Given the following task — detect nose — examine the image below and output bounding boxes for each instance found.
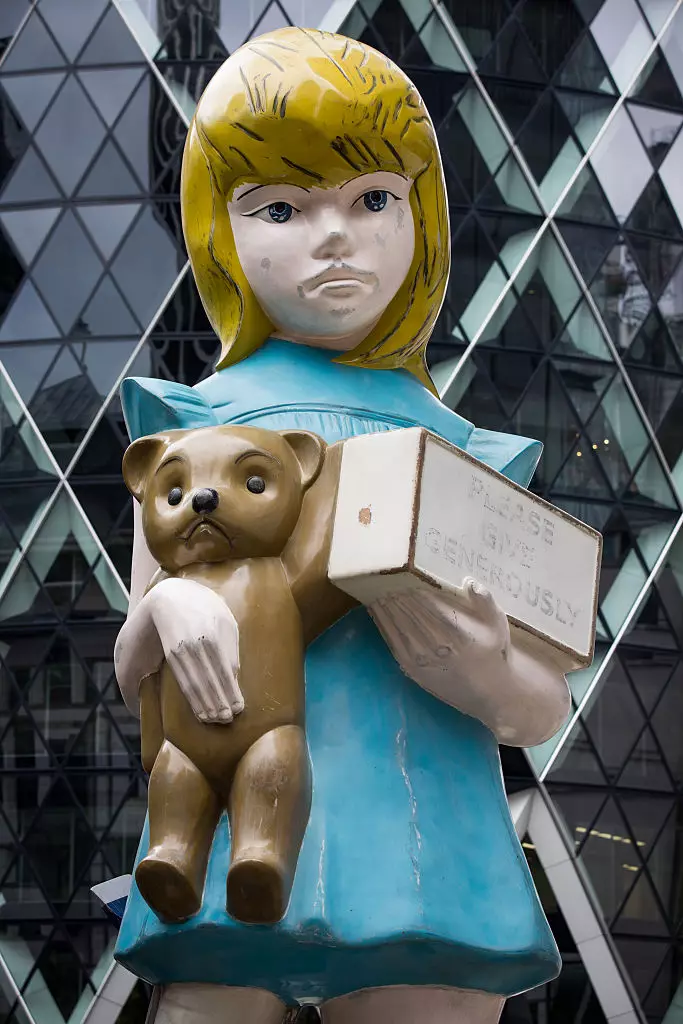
[311,209,354,260]
[192,488,219,514]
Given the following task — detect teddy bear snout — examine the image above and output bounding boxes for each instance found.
[191,488,219,514]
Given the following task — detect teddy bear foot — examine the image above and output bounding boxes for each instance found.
[136,853,203,923]
[226,852,288,924]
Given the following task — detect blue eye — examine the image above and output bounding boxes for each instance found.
[363,190,388,212]
[268,202,293,223]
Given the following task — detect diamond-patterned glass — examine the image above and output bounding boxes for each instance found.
[0,0,681,1021]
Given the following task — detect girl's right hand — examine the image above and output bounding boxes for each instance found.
[115,576,243,724]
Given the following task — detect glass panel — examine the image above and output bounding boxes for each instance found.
[618,726,674,790]
[437,0,512,63]
[31,211,103,336]
[591,240,649,350]
[557,91,614,155]
[447,212,501,335]
[0,919,52,1005]
[445,82,510,190]
[77,138,143,199]
[0,370,57,480]
[111,205,189,328]
[112,74,156,191]
[0,231,23,328]
[517,0,587,80]
[23,925,98,1018]
[0,0,30,60]
[611,872,669,936]
[478,19,544,83]
[577,796,646,922]
[590,107,653,223]
[590,0,653,93]
[629,368,683,434]
[630,235,683,305]
[1,71,66,133]
[0,281,59,343]
[0,491,127,622]
[2,12,65,72]
[0,146,61,205]
[658,2,683,97]
[40,0,107,60]
[77,4,146,65]
[650,668,683,786]
[0,208,60,268]
[78,66,144,128]
[250,2,290,37]
[626,175,682,236]
[33,76,106,197]
[556,28,616,94]
[77,203,141,262]
[631,46,683,109]
[582,657,646,781]
[78,274,141,338]
[628,102,683,167]
[639,0,679,35]
[548,719,609,784]
[615,937,670,1008]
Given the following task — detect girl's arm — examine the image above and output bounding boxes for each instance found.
[369,578,571,748]
[115,501,243,723]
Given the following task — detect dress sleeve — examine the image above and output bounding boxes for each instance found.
[466,427,543,488]
[120,377,218,441]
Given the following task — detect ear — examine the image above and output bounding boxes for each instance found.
[122,436,168,502]
[280,430,326,490]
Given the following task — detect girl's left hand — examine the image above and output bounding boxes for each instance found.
[369,577,570,747]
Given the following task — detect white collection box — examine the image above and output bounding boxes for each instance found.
[328,428,602,670]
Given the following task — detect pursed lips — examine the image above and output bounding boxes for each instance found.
[302,263,376,292]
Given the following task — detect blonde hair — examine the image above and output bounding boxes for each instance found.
[181,27,450,392]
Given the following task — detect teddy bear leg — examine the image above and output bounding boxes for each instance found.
[227,724,312,925]
[136,739,221,923]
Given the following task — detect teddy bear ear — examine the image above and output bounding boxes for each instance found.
[122,435,169,502]
[279,430,326,490]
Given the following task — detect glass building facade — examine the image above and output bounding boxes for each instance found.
[0,0,680,1021]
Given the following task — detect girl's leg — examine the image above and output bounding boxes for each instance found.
[320,986,505,1024]
[155,984,286,1024]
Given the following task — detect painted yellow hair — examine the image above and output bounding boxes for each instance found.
[181,26,450,392]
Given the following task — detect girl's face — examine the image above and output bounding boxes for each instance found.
[228,171,415,351]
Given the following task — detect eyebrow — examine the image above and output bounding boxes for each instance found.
[155,454,186,476]
[233,182,311,201]
[339,172,409,190]
[235,448,283,466]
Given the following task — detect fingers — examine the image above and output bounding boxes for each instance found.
[202,638,244,719]
[167,638,243,725]
[370,592,472,672]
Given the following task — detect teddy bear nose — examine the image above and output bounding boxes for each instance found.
[192,488,219,514]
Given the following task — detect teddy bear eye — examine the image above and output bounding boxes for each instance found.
[246,476,266,494]
[168,487,183,506]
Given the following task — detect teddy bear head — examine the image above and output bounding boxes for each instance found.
[122,425,326,572]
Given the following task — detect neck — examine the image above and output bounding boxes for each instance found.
[270,321,379,353]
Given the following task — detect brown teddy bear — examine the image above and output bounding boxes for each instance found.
[122,424,352,926]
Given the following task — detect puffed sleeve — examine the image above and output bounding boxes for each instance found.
[120,377,218,441]
[466,426,543,488]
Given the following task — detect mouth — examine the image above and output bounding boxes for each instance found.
[303,263,376,292]
[181,518,234,547]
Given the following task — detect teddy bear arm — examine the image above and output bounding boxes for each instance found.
[281,442,357,644]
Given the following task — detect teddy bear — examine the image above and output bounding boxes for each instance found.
[121,424,352,926]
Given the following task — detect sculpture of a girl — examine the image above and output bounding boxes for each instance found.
[113,27,571,1024]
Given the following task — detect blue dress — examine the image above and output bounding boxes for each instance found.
[114,340,560,1002]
